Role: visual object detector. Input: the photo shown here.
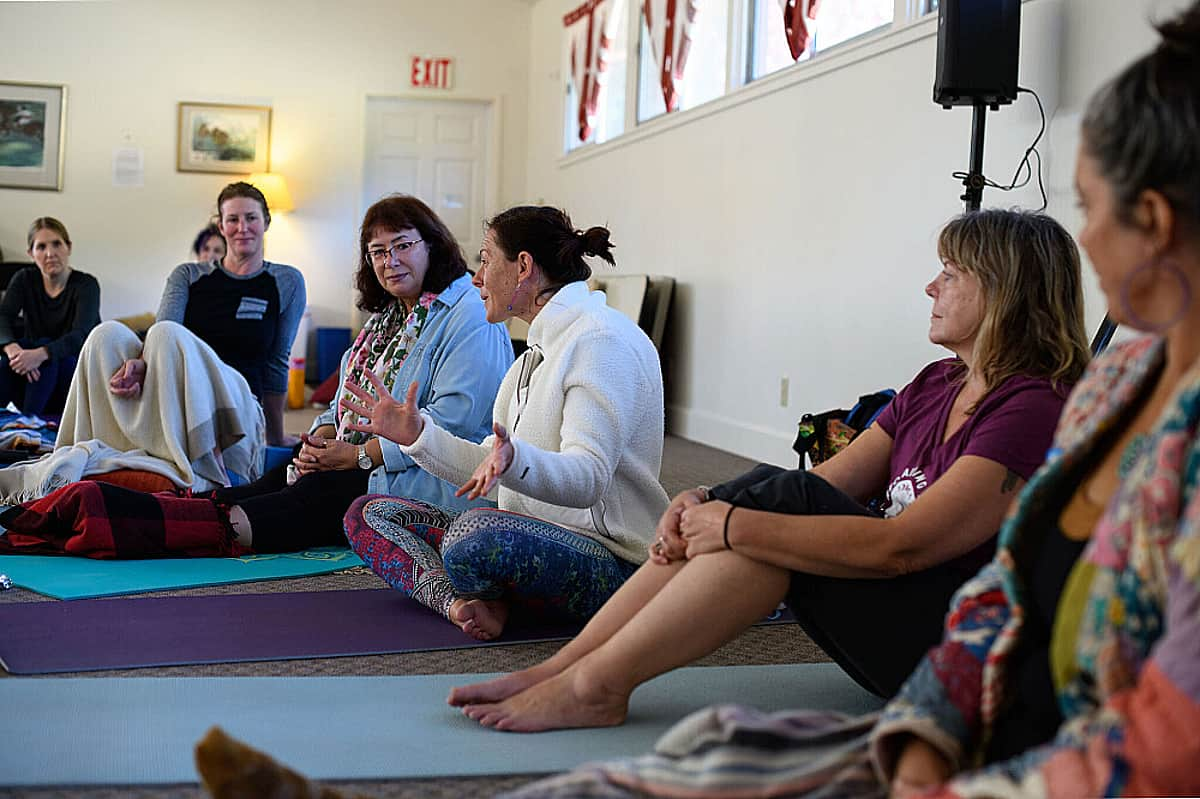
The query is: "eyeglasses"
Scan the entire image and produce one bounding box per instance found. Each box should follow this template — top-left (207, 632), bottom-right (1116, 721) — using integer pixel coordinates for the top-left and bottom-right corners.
top-left (366, 239), bottom-right (423, 265)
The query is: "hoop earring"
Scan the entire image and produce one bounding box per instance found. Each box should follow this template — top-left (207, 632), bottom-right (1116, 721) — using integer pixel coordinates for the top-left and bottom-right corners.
top-left (1118, 256), bottom-right (1193, 333)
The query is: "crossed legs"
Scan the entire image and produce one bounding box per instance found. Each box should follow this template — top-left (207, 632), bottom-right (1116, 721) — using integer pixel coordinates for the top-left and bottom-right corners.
top-left (345, 498), bottom-right (638, 641)
top-left (447, 547), bottom-right (791, 732)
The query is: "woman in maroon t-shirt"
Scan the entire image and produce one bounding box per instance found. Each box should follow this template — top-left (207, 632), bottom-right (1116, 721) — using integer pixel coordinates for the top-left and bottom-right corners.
top-left (448, 209), bottom-right (1091, 731)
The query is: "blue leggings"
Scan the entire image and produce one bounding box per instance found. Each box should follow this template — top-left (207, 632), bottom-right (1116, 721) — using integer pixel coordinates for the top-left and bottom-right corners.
top-left (343, 495), bottom-right (638, 623)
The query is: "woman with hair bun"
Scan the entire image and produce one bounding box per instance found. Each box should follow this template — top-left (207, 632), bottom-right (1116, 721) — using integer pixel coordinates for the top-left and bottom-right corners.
top-left (340, 206), bottom-right (669, 641)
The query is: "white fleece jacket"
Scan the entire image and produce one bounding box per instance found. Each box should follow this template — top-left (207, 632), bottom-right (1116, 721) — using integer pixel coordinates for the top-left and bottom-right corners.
top-left (401, 280), bottom-right (669, 563)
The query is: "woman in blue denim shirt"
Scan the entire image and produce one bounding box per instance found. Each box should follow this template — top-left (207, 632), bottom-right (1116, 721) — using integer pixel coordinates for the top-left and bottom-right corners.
top-left (211, 195), bottom-right (513, 552)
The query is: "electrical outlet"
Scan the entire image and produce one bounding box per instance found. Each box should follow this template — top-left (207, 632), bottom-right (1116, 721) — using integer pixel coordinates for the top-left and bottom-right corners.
top-left (779, 377), bottom-right (790, 408)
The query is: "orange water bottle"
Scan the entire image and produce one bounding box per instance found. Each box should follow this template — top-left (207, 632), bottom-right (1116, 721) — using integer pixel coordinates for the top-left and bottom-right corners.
top-left (287, 306), bottom-right (311, 409)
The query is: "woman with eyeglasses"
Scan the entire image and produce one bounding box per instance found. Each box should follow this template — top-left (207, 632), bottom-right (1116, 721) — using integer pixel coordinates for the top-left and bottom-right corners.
top-left (339, 205), bottom-right (670, 641)
top-left (0, 195), bottom-right (511, 558)
top-left (207, 194), bottom-right (512, 553)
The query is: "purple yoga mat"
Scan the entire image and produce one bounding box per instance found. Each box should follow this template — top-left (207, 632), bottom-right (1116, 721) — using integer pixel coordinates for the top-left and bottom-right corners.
top-left (0, 589), bottom-right (584, 675)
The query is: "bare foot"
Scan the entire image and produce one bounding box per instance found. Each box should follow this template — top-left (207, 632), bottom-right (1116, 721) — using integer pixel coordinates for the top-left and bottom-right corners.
top-left (449, 597), bottom-right (509, 641)
top-left (461, 664), bottom-right (629, 732)
top-left (447, 660), bottom-right (563, 707)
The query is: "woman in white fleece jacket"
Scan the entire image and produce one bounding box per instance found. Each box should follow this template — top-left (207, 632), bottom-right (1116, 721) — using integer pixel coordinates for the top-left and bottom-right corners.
top-left (341, 206), bottom-right (669, 641)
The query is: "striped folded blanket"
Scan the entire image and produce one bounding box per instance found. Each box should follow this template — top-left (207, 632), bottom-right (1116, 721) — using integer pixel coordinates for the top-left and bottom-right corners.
top-left (501, 705), bottom-right (884, 799)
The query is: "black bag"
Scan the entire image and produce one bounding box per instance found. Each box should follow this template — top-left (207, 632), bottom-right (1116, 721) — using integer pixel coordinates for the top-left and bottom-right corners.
top-left (793, 389), bottom-right (896, 469)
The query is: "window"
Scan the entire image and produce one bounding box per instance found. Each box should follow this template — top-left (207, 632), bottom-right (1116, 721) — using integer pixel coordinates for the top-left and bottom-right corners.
top-left (637, 0), bottom-right (729, 123)
top-left (747, 0), bottom-right (894, 82)
top-left (562, 0), bottom-right (932, 152)
top-left (563, 0), bottom-right (629, 153)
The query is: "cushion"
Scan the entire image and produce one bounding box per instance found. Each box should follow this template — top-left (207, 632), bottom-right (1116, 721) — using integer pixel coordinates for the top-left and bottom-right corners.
top-left (89, 470), bottom-right (176, 493)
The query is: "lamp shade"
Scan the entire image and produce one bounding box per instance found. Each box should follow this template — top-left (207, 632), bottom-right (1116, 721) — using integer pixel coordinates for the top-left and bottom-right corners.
top-left (246, 172), bottom-right (295, 213)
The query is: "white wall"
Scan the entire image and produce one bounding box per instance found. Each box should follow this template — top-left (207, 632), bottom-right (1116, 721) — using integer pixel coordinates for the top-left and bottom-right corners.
top-left (525, 0), bottom-right (1185, 465)
top-left (0, 0), bottom-right (532, 330)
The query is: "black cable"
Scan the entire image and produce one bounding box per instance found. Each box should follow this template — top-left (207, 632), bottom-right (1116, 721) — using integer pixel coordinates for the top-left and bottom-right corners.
top-left (950, 87), bottom-right (1048, 211)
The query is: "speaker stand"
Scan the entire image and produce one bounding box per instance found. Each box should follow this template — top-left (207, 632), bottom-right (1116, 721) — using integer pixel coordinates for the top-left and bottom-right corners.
top-left (961, 102), bottom-right (990, 212)
top-left (955, 100), bottom-right (1118, 353)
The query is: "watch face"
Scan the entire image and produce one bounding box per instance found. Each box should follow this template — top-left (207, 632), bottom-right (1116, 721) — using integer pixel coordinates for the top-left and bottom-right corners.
top-left (358, 449), bottom-right (372, 469)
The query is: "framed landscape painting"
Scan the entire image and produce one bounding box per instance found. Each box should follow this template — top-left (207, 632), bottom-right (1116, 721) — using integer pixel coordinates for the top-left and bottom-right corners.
top-left (0, 81), bottom-right (67, 191)
top-left (177, 102), bottom-right (271, 174)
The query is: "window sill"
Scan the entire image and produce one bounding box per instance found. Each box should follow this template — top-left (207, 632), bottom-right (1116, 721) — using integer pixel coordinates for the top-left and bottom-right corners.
top-left (559, 11), bottom-right (939, 167)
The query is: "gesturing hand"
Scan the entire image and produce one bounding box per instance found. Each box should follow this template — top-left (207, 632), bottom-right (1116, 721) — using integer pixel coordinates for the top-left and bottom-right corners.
top-left (649, 487), bottom-right (707, 564)
top-left (679, 499), bottom-right (734, 559)
top-left (108, 358), bottom-right (147, 399)
top-left (456, 422), bottom-right (514, 500)
top-left (341, 369), bottom-right (423, 446)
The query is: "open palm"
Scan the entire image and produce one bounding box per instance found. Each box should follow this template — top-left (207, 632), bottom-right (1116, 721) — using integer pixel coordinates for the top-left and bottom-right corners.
top-left (342, 369), bottom-right (423, 445)
top-left (457, 423), bottom-right (514, 500)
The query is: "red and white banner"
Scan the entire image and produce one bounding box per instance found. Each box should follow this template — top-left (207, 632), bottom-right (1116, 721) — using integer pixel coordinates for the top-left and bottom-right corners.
top-left (564, 0), bottom-right (624, 142)
top-left (641, 0), bottom-right (699, 113)
top-left (781, 0), bottom-right (822, 60)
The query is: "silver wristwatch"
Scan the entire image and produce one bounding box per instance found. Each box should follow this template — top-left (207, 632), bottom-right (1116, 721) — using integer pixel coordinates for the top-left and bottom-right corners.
top-left (356, 445), bottom-right (373, 471)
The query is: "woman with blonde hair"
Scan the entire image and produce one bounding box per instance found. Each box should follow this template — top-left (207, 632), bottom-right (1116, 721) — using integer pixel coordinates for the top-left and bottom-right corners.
top-left (493, 5), bottom-right (1200, 796)
top-left (448, 207), bottom-right (1091, 731)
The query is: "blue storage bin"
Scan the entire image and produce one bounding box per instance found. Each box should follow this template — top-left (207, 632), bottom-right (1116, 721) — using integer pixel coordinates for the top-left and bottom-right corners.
top-left (316, 327), bottom-right (352, 382)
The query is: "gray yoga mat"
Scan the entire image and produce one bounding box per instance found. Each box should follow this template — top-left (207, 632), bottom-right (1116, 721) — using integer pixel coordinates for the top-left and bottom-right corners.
top-left (0, 665), bottom-right (882, 786)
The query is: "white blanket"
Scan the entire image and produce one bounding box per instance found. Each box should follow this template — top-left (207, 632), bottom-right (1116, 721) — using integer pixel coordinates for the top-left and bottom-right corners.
top-left (36, 320), bottom-right (265, 499)
top-left (0, 439), bottom-right (190, 505)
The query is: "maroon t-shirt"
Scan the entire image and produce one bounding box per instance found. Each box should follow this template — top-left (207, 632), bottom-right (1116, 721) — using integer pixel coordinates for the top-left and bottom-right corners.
top-left (873, 358), bottom-right (1068, 519)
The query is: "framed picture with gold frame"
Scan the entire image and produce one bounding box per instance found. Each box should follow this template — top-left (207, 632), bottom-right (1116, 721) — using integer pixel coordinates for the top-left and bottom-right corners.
top-left (0, 81), bottom-right (67, 191)
top-left (177, 102), bottom-right (271, 174)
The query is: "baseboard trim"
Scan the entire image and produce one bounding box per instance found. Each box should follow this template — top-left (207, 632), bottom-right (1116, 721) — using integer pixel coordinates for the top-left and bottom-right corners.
top-left (666, 405), bottom-right (797, 467)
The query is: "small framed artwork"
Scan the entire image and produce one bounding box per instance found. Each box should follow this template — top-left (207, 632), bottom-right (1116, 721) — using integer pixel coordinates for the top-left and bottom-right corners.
top-left (0, 81), bottom-right (67, 191)
top-left (177, 102), bottom-right (271, 174)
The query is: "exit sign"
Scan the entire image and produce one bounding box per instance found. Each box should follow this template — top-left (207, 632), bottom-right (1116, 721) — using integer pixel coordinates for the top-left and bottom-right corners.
top-left (410, 56), bottom-right (454, 90)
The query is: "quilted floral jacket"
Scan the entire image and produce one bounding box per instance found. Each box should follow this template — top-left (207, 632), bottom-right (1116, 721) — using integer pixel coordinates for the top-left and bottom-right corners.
top-left (870, 336), bottom-right (1200, 798)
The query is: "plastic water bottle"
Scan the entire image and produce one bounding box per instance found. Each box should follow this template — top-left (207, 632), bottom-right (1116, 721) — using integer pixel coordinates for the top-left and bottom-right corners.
top-left (288, 305), bottom-right (311, 409)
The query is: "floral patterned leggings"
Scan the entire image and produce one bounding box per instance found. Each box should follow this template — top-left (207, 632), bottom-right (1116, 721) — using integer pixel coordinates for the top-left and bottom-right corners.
top-left (343, 495), bottom-right (638, 623)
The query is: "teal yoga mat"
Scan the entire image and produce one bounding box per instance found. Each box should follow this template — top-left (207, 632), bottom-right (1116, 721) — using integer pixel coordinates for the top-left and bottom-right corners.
top-left (0, 546), bottom-right (364, 600)
top-left (0, 665), bottom-right (881, 786)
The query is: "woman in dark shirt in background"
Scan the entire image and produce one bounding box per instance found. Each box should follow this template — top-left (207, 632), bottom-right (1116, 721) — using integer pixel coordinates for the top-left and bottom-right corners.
top-left (0, 217), bottom-right (100, 416)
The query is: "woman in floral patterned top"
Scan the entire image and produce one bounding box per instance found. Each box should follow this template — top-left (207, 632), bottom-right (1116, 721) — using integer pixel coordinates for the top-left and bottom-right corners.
top-left (495, 4), bottom-right (1200, 798)
top-left (210, 195), bottom-right (512, 553)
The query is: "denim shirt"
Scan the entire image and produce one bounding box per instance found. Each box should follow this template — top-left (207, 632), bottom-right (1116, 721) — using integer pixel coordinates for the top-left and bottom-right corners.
top-left (312, 273), bottom-right (512, 512)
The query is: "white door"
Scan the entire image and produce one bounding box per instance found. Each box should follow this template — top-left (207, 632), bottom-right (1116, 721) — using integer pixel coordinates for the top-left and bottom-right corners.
top-left (362, 97), bottom-right (496, 266)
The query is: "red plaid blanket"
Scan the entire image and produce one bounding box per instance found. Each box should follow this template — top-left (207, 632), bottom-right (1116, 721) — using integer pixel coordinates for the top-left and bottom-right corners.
top-left (0, 480), bottom-right (247, 559)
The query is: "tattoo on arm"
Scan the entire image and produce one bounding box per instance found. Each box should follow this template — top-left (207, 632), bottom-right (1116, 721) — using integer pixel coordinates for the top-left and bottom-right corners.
top-left (1001, 469), bottom-right (1021, 494)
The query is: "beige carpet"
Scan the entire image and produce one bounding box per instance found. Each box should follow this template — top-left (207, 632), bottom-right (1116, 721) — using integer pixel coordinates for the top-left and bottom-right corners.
top-left (0, 435), bottom-right (831, 798)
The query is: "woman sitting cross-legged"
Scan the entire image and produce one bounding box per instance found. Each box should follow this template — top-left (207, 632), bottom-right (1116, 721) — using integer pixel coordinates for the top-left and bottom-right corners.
top-left (197, 194), bottom-right (512, 553)
top-left (338, 205), bottom-right (670, 641)
top-left (446, 208), bottom-right (1091, 733)
top-left (0, 195), bottom-right (511, 558)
